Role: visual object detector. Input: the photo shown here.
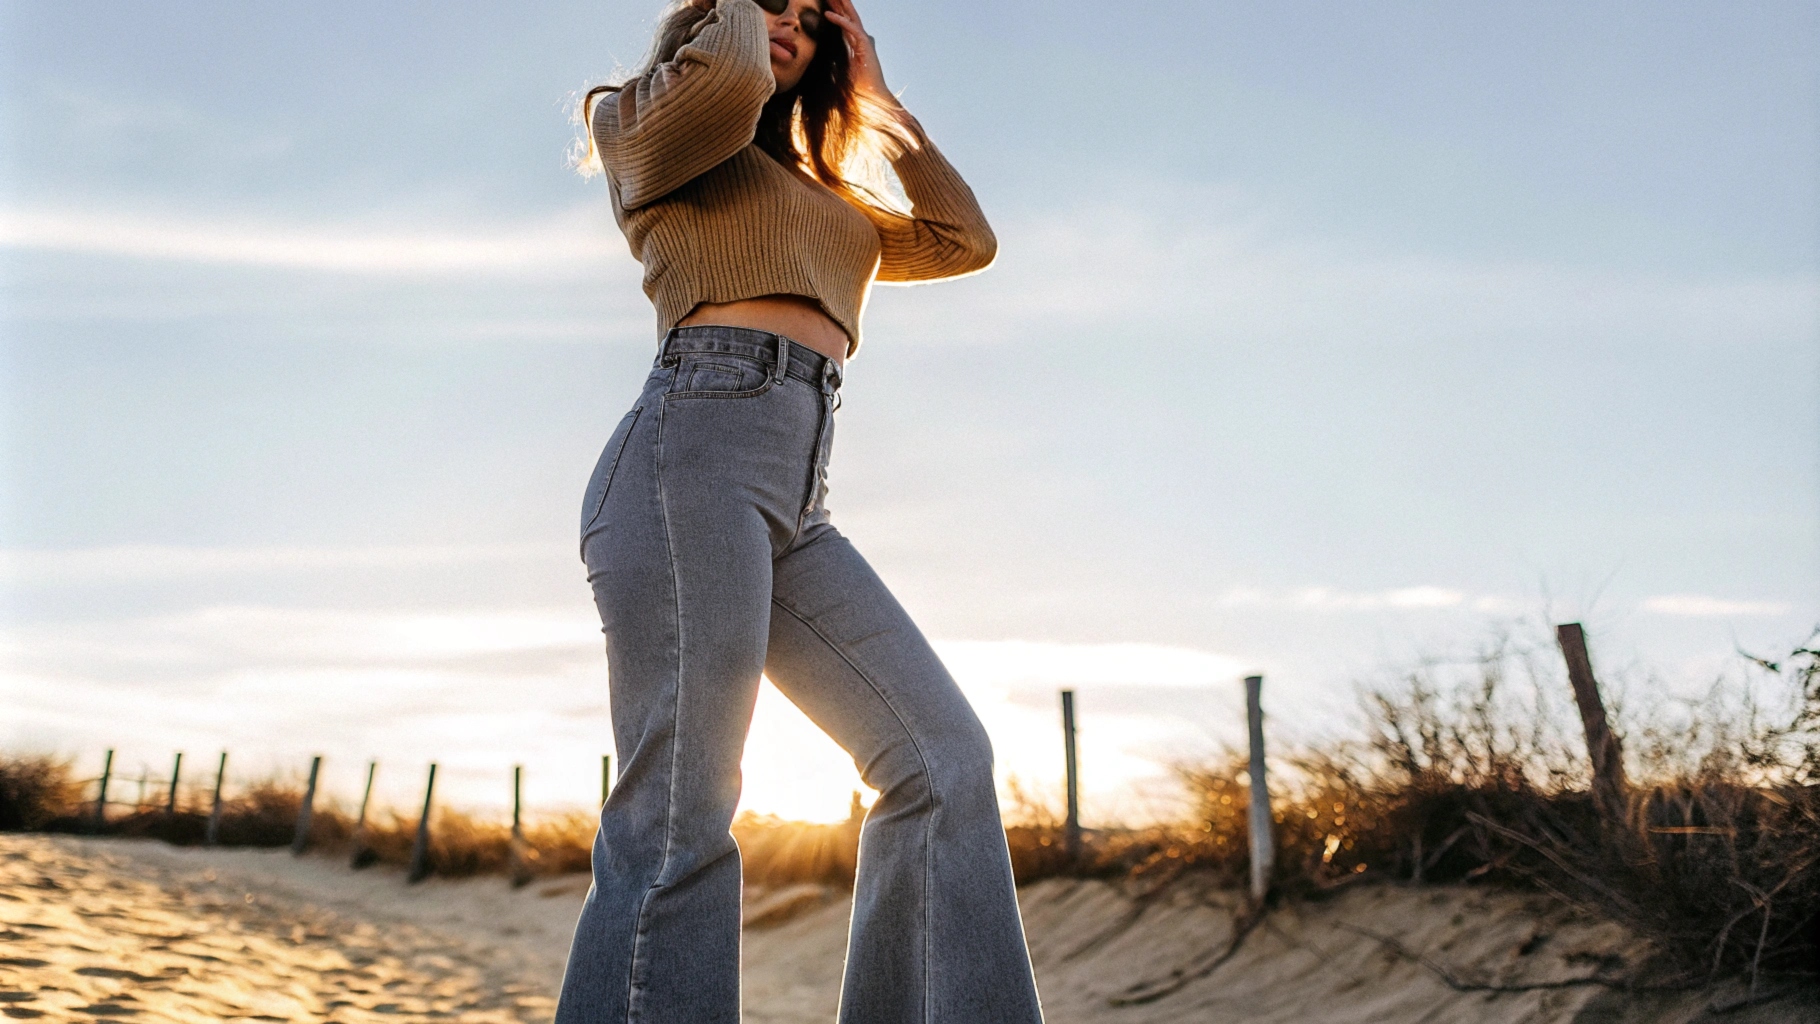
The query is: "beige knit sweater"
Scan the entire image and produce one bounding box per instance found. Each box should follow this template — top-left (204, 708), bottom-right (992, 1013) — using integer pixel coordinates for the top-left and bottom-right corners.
top-left (591, 0), bottom-right (996, 354)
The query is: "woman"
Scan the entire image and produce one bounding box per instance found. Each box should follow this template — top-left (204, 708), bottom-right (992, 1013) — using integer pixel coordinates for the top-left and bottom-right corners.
top-left (557, 1), bottom-right (1045, 1022)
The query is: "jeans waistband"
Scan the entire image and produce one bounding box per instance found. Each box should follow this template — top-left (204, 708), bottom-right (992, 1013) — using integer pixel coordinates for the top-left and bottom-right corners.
top-left (659, 326), bottom-right (842, 390)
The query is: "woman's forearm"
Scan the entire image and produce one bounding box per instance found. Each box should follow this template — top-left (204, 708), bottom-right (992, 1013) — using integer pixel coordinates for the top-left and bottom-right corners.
top-left (594, 0), bottom-right (776, 209)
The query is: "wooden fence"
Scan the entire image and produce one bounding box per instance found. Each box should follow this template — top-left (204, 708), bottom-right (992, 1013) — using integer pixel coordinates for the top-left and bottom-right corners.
top-left (71, 622), bottom-right (1624, 892)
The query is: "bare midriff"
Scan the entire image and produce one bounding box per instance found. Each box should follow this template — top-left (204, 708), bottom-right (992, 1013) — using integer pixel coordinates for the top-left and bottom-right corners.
top-left (678, 295), bottom-right (850, 367)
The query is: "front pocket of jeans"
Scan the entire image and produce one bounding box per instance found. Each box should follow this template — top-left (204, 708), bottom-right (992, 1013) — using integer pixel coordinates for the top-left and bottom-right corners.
top-left (667, 356), bottom-right (772, 399)
top-left (581, 406), bottom-right (642, 536)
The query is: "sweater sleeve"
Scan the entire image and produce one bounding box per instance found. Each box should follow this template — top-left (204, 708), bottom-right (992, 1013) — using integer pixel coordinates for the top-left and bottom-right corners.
top-left (861, 113), bottom-right (998, 283)
top-left (592, 0), bottom-right (776, 210)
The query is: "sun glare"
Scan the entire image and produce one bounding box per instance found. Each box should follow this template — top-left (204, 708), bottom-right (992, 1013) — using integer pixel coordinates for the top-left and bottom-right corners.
top-left (739, 680), bottom-right (871, 823)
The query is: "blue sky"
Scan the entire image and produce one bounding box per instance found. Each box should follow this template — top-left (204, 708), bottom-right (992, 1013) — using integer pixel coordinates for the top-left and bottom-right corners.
top-left (3, 1), bottom-right (1816, 821)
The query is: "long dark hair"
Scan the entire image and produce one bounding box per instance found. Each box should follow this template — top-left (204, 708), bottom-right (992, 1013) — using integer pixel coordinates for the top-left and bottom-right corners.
top-left (578, 0), bottom-right (897, 202)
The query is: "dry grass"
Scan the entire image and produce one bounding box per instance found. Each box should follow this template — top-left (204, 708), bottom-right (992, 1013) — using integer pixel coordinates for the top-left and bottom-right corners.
top-left (734, 813), bottom-right (861, 887)
top-left (6, 626), bottom-right (1816, 990)
top-left (0, 755), bottom-right (85, 832)
top-left (1335, 630), bottom-right (1820, 986)
top-left (996, 627), bottom-right (1820, 989)
top-left (0, 767), bottom-right (599, 880)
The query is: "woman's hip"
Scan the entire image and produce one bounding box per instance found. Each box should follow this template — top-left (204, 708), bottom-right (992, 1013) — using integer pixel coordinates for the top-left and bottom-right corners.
top-left (581, 325), bottom-right (842, 563)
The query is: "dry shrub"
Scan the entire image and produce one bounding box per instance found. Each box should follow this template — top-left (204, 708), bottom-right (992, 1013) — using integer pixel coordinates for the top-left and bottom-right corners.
top-left (998, 776), bottom-right (1223, 886)
top-left (210, 780), bottom-right (309, 846)
top-left (0, 760), bottom-right (595, 881)
top-left (1486, 637), bottom-right (1820, 984)
top-left (732, 812), bottom-right (860, 886)
top-left (0, 757), bottom-right (862, 887)
top-left (1155, 628), bottom-right (1820, 988)
top-left (330, 805), bottom-right (598, 879)
top-left (985, 626), bottom-right (1819, 990)
top-left (0, 755), bottom-right (83, 831)
top-left (1001, 777), bottom-right (1082, 883)
top-left (995, 756), bottom-right (1395, 891)
top-left (976, 638), bottom-right (1604, 893)
top-left (32, 774), bottom-right (318, 847)
top-left (330, 802), bottom-right (864, 884)
top-left (522, 811), bottom-right (602, 876)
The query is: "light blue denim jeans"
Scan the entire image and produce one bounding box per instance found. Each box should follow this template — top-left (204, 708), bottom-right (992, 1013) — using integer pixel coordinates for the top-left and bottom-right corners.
top-left (555, 326), bottom-right (1045, 1024)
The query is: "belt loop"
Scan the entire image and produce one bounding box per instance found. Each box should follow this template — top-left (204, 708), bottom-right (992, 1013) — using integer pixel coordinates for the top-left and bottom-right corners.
top-left (656, 328), bottom-right (676, 366)
top-left (772, 334), bottom-right (790, 385)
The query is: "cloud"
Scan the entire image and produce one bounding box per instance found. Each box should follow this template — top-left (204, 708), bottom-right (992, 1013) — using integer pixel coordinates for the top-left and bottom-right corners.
top-left (0, 543), bottom-right (569, 586)
top-left (868, 184), bottom-right (1820, 351)
top-left (1215, 584), bottom-right (1510, 612)
top-left (0, 205), bottom-right (635, 277)
top-left (11, 179), bottom-right (1813, 354)
top-left (1642, 594), bottom-right (1795, 618)
top-left (935, 639), bottom-right (1251, 691)
top-left (1, 604), bottom-right (603, 682)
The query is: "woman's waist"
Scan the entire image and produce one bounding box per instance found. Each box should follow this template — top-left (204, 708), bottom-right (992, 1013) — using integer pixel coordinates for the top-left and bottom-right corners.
top-left (656, 324), bottom-right (843, 392)
top-left (650, 273), bottom-right (864, 360)
top-left (678, 296), bottom-right (849, 364)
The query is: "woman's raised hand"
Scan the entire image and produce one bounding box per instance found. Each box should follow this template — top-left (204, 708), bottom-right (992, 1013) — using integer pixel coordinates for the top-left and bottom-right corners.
top-left (823, 0), bottom-right (898, 109)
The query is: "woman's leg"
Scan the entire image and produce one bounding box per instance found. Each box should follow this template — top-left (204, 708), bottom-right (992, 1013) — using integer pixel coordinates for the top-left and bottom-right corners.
top-left (766, 524), bottom-right (1046, 1024)
top-left (557, 349), bottom-right (822, 1024)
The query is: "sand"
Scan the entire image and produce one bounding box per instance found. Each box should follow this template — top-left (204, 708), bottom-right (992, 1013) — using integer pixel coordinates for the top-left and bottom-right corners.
top-left (3, 833), bottom-right (1813, 1023)
top-left (0, 835), bottom-right (555, 1023)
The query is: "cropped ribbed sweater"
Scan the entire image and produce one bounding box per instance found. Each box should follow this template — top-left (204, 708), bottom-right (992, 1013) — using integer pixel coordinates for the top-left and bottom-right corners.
top-left (590, 0), bottom-right (996, 355)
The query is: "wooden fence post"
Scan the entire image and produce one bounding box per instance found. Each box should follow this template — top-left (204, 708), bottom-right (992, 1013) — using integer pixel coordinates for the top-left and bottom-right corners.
top-left (206, 752), bottom-right (227, 846)
top-left (1061, 690), bottom-right (1081, 862)
top-left (1556, 623), bottom-right (1628, 821)
top-left (291, 755), bottom-right (322, 856)
top-left (510, 765), bottom-right (533, 888)
top-left (165, 753), bottom-right (183, 817)
top-left (350, 761), bottom-right (378, 869)
top-left (408, 763), bottom-right (437, 884)
top-left (91, 749), bottom-right (114, 833)
top-left (1245, 675), bottom-right (1274, 905)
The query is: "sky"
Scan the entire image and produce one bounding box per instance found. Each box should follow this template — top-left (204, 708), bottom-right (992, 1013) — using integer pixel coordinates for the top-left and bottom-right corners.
top-left (2, 1), bottom-right (1816, 824)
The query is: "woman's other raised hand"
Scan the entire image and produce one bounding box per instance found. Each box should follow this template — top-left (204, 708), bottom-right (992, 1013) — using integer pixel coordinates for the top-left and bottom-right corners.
top-left (823, 0), bottom-right (899, 110)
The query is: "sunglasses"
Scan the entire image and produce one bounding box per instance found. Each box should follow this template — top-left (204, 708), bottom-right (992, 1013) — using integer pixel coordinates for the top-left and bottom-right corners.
top-left (753, 0), bottom-right (828, 37)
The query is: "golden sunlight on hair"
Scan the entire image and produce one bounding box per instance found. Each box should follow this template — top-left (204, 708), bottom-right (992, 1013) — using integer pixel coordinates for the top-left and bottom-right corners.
top-left (822, 92), bottom-right (919, 216)
top-left (569, 89), bottom-right (610, 180)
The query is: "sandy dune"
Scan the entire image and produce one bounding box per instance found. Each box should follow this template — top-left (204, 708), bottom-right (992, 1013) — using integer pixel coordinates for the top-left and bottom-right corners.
top-left (0, 835), bottom-right (554, 1022)
top-left (3, 834), bottom-right (1812, 1022)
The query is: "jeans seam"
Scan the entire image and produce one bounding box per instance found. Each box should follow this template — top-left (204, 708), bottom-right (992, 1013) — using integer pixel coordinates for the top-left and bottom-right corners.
top-left (623, 398), bottom-right (685, 1024)
top-left (581, 407), bottom-right (643, 554)
top-left (769, 593), bottom-right (937, 1023)
top-left (788, 385), bottom-right (832, 549)
top-left (661, 377), bottom-right (776, 401)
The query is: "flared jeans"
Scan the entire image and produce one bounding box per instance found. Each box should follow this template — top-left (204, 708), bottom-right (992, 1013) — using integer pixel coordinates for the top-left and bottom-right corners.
top-left (554, 326), bottom-right (1046, 1024)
